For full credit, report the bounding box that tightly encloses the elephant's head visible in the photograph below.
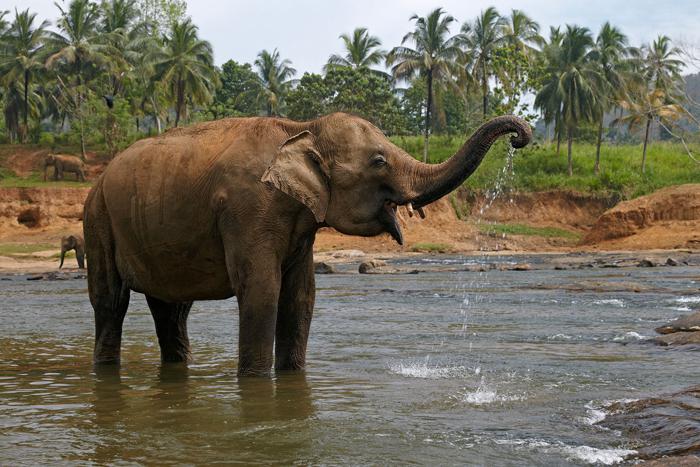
[263,113,531,244]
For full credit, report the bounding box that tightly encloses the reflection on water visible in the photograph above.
[0,256,698,465]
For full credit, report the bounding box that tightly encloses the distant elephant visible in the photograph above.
[84,113,531,375]
[59,234,85,269]
[43,154,86,182]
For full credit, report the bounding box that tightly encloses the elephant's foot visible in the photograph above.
[159,341,192,363]
[274,349,306,371]
[94,332,123,364]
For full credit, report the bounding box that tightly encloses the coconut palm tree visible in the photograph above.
[538,25,600,177]
[590,22,628,174]
[254,48,296,117]
[386,7,461,162]
[459,7,505,118]
[501,9,542,55]
[325,27,386,73]
[45,0,105,158]
[615,88,684,173]
[0,9,50,142]
[152,18,218,127]
[534,26,565,152]
[643,35,684,95]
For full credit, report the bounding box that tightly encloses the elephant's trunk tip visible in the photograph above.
[504,116,532,149]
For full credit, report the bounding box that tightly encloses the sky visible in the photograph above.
[13,0,700,74]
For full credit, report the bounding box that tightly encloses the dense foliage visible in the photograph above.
[0,1,697,181]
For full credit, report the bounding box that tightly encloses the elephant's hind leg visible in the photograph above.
[85,183,130,364]
[146,296,193,363]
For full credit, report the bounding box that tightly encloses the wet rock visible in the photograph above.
[511,263,532,271]
[654,331,700,347]
[638,258,656,267]
[26,272,71,281]
[640,456,700,466]
[666,258,680,266]
[656,311,700,334]
[331,249,365,259]
[359,259,387,274]
[314,262,336,274]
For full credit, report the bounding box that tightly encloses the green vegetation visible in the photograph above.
[410,242,455,253]
[392,136,699,198]
[0,1,697,190]
[477,223,581,240]
[0,242,55,256]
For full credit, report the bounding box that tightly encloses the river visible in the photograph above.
[1,254,698,465]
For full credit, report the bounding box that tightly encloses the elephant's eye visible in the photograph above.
[371,154,387,167]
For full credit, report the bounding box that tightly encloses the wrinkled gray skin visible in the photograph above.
[44,154,86,182]
[84,113,531,376]
[59,234,85,269]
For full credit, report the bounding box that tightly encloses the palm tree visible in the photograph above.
[501,9,541,55]
[152,18,218,127]
[459,7,505,118]
[590,22,628,174]
[386,7,461,162]
[615,36,686,173]
[615,88,684,173]
[45,0,105,159]
[539,25,600,177]
[534,26,565,152]
[254,48,296,117]
[325,27,386,73]
[0,9,49,142]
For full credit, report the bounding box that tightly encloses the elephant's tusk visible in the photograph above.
[406,203,414,217]
[416,207,426,219]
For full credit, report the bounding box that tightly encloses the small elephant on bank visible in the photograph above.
[43,154,86,182]
[59,235,85,269]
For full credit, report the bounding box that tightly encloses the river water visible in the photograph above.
[0,254,698,465]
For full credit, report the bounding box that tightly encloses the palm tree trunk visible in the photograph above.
[567,127,573,177]
[175,78,183,127]
[555,110,562,156]
[481,65,488,119]
[23,70,30,143]
[594,117,603,175]
[150,96,162,134]
[423,69,433,163]
[641,116,651,173]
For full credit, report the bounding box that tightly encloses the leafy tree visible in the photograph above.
[0,9,49,142]
[151,18,218,127]
[135,0,186,35]
[287,67,405,133]
[325,27,386,75]
[254,48,296,116]
[208,59,262,118]
[387,7,461,161]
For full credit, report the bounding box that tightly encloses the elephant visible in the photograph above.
[43,154,86,182]
[59,234,85,269]
[83,113,531,376]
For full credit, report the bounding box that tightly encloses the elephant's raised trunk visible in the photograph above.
[402,116,531,209]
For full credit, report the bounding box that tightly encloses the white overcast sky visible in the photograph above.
[12,0,700,74]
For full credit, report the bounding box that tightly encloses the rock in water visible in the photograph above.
[638,258,656,267]
[314,262,336,274]
[359,259,387,274]
[654,331,700,346]
[656,311,700,334]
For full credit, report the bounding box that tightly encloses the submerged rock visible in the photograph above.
[314,262,336,274]
[654,331,700,347]
[359,259,387,274]
[666,258,680,267]
[656,311,700,334]
[638,258,656,267]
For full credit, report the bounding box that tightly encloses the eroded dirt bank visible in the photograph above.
[1,184,699,268]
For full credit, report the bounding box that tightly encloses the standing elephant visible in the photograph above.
[59,234,85,269]
[43,154,86,182]
[84,113,531,376]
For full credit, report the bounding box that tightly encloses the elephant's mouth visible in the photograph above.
[381,200,425,246]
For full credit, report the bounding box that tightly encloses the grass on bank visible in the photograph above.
[477,222,581,240]
[392,136,700,199]
[0,243,56,257]
[0,169,92,188]
[410,242,455,253]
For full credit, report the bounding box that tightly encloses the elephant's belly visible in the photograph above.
[117,243,236,302]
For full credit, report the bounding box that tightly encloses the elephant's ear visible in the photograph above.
[261,130,330,223]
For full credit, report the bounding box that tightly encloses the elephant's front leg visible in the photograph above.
[275,249,315,371]
[234,259,282,377]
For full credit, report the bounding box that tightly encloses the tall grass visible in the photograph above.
[391,135,700,198]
